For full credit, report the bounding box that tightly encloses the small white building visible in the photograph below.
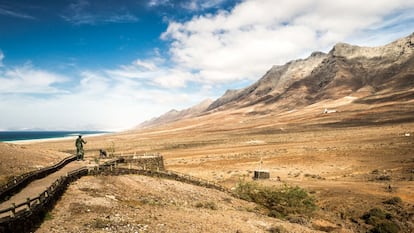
[323,108,337,114]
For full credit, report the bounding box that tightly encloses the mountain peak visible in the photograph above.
[331,33,414,60]
[310,51,327,57]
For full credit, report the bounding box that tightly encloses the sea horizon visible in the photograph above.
[0,130,112,143]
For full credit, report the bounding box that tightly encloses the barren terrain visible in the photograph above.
[1,99,412,232]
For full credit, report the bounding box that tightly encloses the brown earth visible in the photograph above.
[0,143,69,185]
[36,175,323,233]
[1,98,413,232]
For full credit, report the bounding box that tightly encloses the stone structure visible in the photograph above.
[254,170,270,179]
[119,154,165,171]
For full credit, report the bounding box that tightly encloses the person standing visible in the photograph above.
[75,135,87,160]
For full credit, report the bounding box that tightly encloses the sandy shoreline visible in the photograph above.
[3,133,112,145]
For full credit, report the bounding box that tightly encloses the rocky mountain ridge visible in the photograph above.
[139,32,414,128]
[138,99,213,128]
[208,32,414,111]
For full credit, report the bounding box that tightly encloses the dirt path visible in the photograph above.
[0,160,89,218]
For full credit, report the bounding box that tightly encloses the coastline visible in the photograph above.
[3,133,112,145]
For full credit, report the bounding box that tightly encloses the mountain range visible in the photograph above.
[138,32,414,128]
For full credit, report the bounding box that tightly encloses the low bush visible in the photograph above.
[195,201,218,210]
[361,207,400,233]
[234,180,316,218]
[268,225,288,233]
[382,197,402,205]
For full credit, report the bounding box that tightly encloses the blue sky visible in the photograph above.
[0,0,413,131]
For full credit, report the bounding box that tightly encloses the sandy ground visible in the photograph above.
[36,175,324,233]
[1,100,414,232]
[0,143,69,184]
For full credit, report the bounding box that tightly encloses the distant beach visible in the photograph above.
[0,131,111,144]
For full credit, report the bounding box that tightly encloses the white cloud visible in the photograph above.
[148,0,171,7]
[181,0,227,11]
[105,58,193,89]
[162,0,414,84]
[0,61,208,130]
[0,63,68,94]
[133,59,157,71]
[2,0,414,131]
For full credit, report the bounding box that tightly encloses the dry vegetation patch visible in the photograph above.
[36,175,322,233]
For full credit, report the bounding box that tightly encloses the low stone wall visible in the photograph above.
[90,166,232,196]
[118,154,165,171]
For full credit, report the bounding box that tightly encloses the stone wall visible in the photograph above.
[118,155,165,171]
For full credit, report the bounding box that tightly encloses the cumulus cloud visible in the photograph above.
[0,60,208,130]
[2,0,414,131]
[162,0,414,84]
[105,58,194,89]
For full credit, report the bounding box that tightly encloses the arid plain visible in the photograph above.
[1,95,412,232]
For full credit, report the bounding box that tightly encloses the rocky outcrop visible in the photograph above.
[208,32,414,111]
[207,50,327,110]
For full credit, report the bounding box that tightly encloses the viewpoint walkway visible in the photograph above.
[0,154,228,233]
[0,160,88,218]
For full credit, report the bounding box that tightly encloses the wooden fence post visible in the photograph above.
[26,197,31,209]
[11,203,16,217]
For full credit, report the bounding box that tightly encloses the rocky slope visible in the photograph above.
[208,32,414,112]
[137,99,213,128]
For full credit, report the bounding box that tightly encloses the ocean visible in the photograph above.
[0,131,110,142]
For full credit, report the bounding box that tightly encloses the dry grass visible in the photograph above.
[2,99,414,232]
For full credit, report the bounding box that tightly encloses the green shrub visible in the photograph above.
[382,197,402,205]
[370,222,400,233]
[43,212,53,221]
[234,180,317,218]
[362,208,400,233]
[362,208,387,225]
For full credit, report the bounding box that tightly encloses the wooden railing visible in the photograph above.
[0,155,235,233]
[0,166,88,233]
[0,155,77,202]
